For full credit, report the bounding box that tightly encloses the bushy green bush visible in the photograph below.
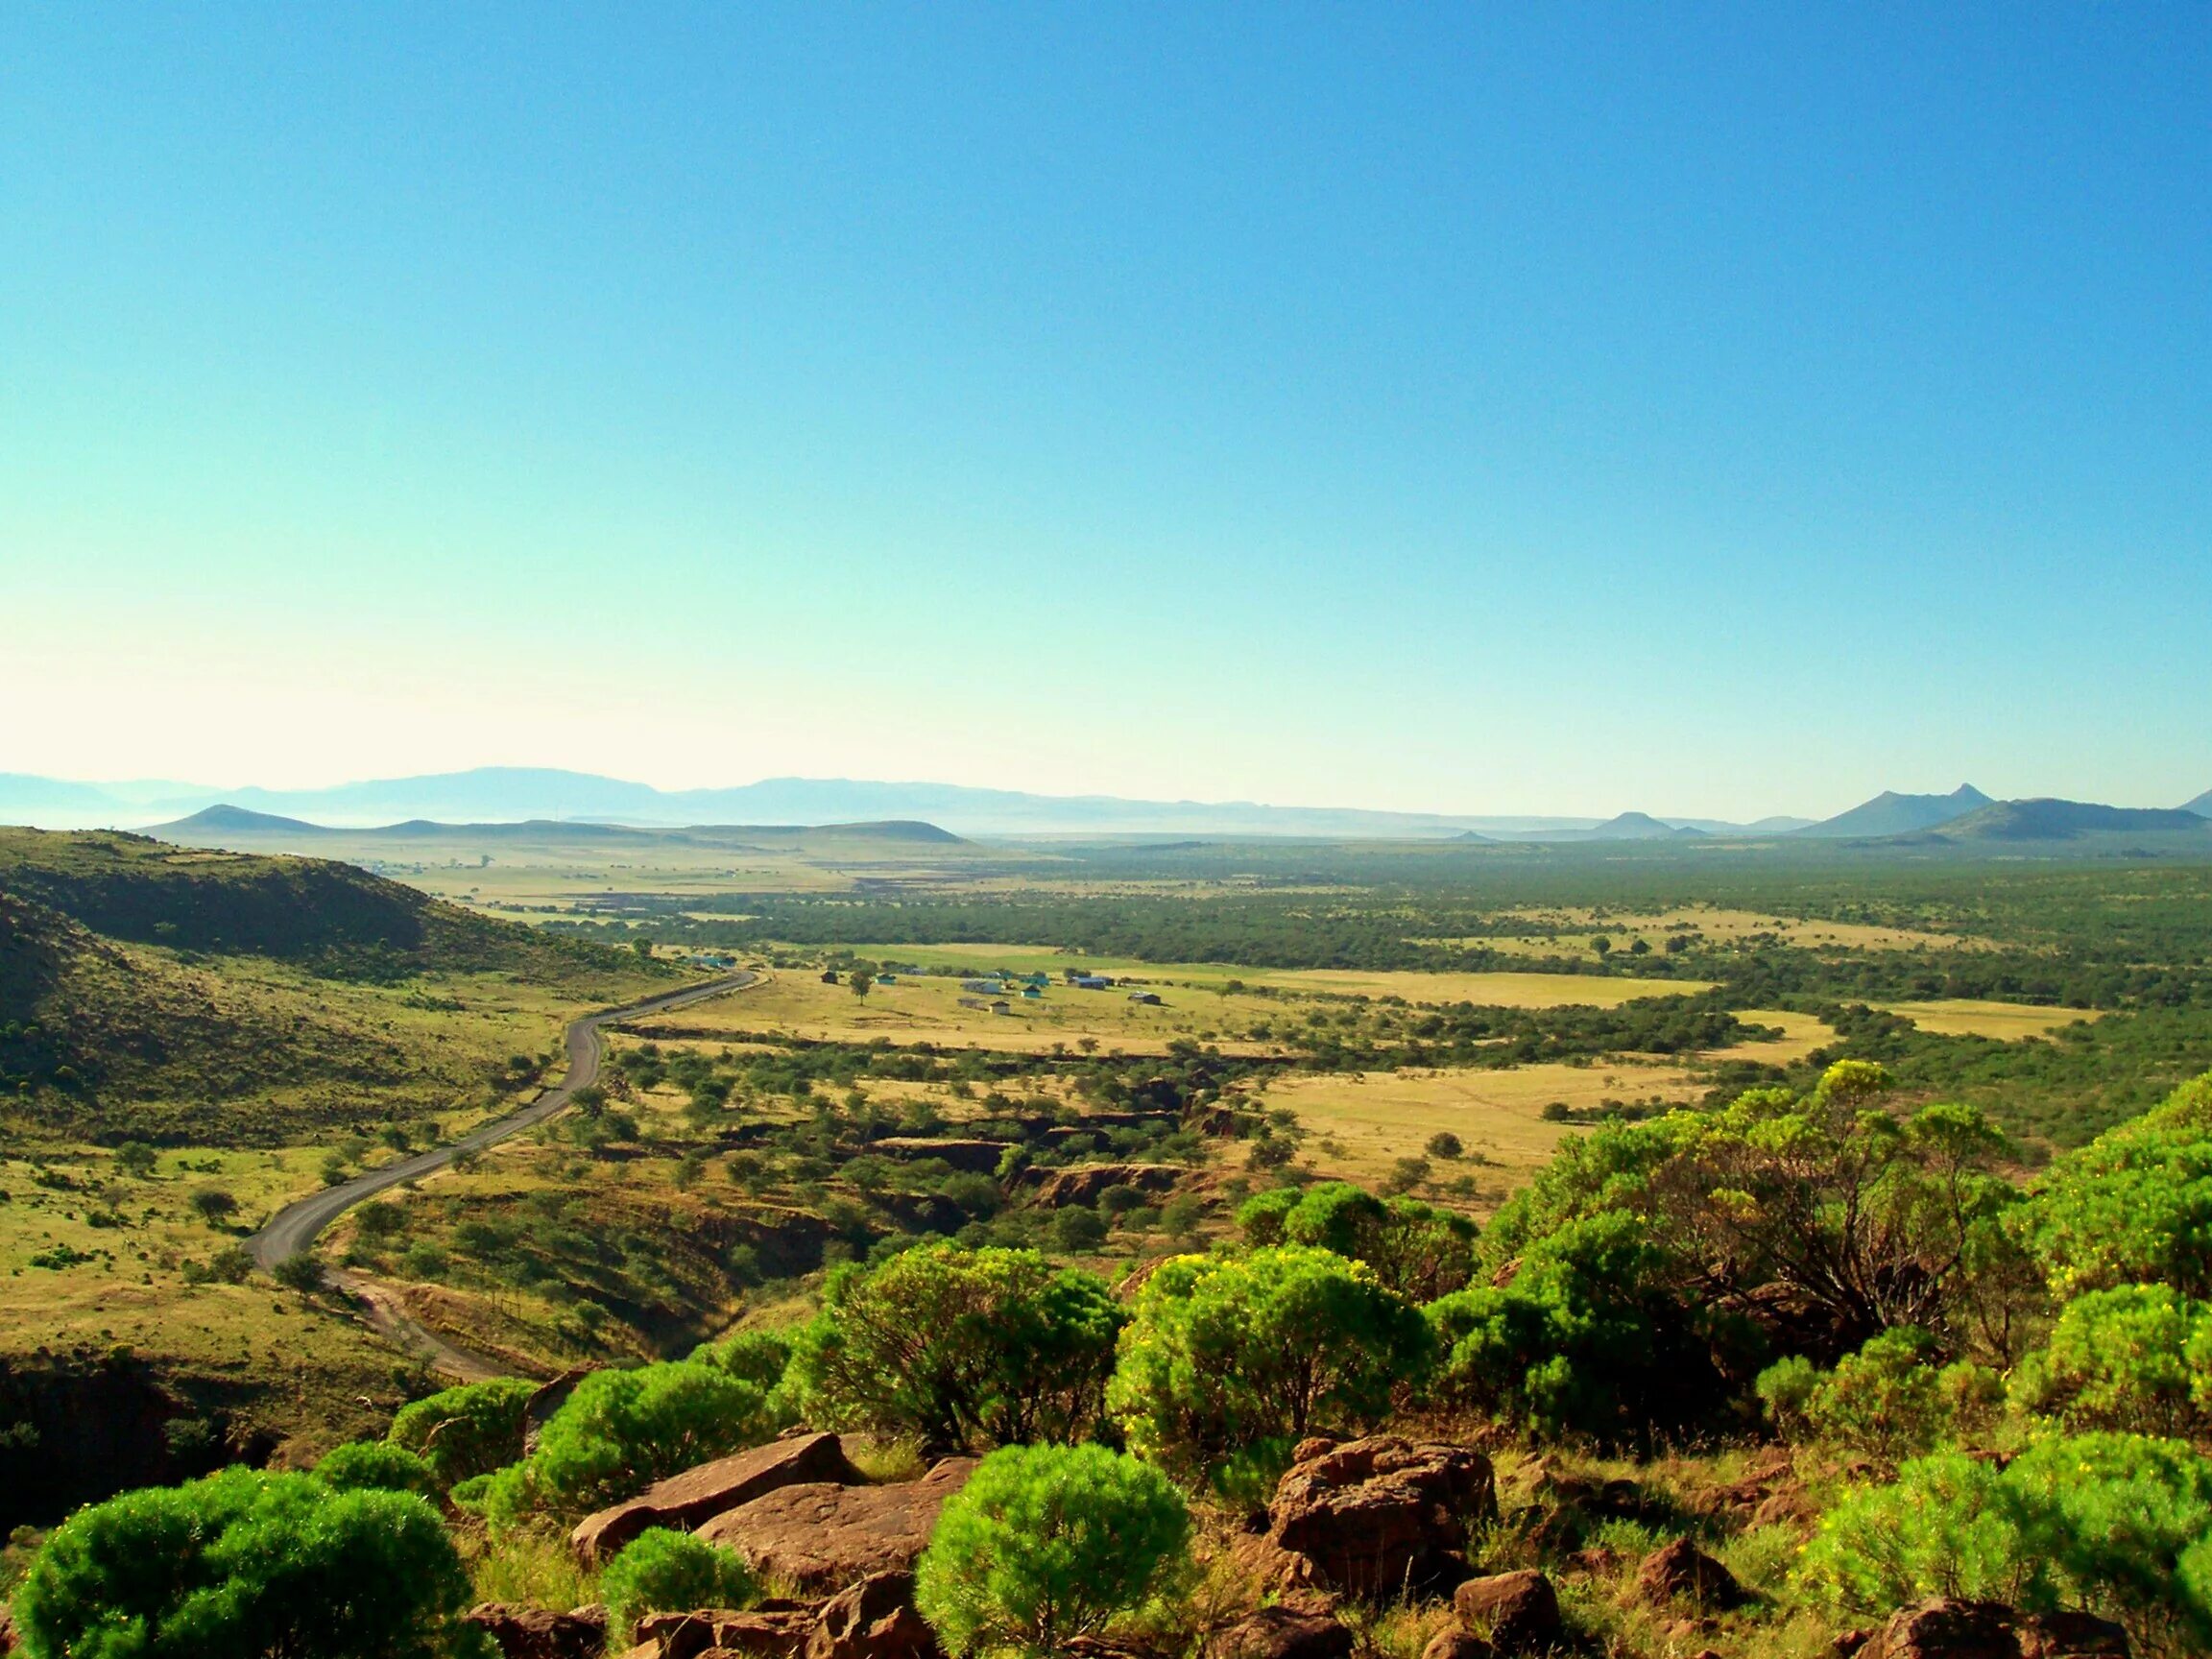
[2012,1285,2212,1437]
[790,1244,1124,1453]
[483,1360,779,1523]
[1236,1182,1478,1300]
[2019,1076,2212,1299]
[314,1440,442,1500]
[388,1377,535,1489]
[1800,1432,2212,1652]
[598,1529,759,1646]
[1758,1329,2004,1462]
[1428,1210,1727,1447]
[1107,1244,1431,1473]
[915,1443,1190,1656]
[12,1467,483,1659]
[691,1327,796,1393]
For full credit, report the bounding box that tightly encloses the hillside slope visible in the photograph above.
[0,829,674,1141]
[1932,799,2212,842]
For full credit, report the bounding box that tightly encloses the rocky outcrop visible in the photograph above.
[865,1139,1007,1173]
[805,1572,940,1659]
[1452,1570,1562,1656]
[1420,1633,1495,1659]
[1861,1600,2129,1659]
[1015,1163,1183,1209]
[1634,1538,1745,1609]
[1261,1435,1496,1598]
[1215,1606,1356,1659]
[635,1604,820,1659]
[574,1433,867,1565]
[695,1458,979,1593]
[465,1601,608,1659]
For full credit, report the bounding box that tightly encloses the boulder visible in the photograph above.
[1264,1435,1497,1598]
[575,1433,866,1565]
[464,1602,607,1659]
[1862,1601,2030,1659]
[1634,1538,1745,1609]
[1420,1632,1496,1659]
[636,1606,820,1659]
[1215,1606,1356,1659]
[1452,1571,1562,1656]
[695,1458,980,1594]
[806,1572,940,1659]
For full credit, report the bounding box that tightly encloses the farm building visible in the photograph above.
[962,978,1006,995]
[1128,991,1164,1006]
[957,996,989,1011]
[820,970,840,985]
[991,999,1013,1015]
[1072,974,1113,990]
[1022,985,1045,999]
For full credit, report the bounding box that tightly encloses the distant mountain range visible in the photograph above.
[1792,784,1994,839]
[1,767,1804,839]
[1,766,2206,843]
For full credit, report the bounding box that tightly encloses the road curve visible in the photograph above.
[249,970,759,1269]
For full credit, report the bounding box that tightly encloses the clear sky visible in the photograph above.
[4,5,2207,819]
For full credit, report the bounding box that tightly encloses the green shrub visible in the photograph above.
[388,1378,535,1489]
[2020,1077,2212,1299]
[599,1528,759,1646]
[12,1467,482,1659]
[1236,1182,1476,1300]
[691,1327,796,1393]
[483,1360,778,1523]
[1803,1327,1949,1463]
[790,1244,1124,1453]
[271,1254,327,1293]
[314,1441,441,1500]
[1107,1244,1431,1474]
[2012,1285,2212,1438]
[1754,1355,1820,1438]
[1800,1432,2212,1652]
[915,1444,1190,1656]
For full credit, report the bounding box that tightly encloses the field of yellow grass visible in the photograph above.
[1880,998,2103,1041]
[1419,903,1978,959]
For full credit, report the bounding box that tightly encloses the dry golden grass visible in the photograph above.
[1705,1007,1838,1063]
[1419,902,1983,958]
[1879,998,2103,1041]
[1256,1062,1702,1194]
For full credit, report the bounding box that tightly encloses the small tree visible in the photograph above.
[113,1142,158,1179]
[599,1529,759,1646]
[916,1444,1190,1657]
[1426,1132,1464,1161]
[187,1187,240,1226]
[850,970,876,999]
[272,1254,327,1294]
[1107,1244,1431,1474]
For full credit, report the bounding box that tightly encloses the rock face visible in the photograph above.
[805,1572,940,1659]
[1861,1599,2130,1659]
[465,1601,608,1659]
[1634,1538,1745,1609]
[1016,1163,1183,1209]
[1452,1571,1562,1656]
[574,1433,867,1565]
[1215,1606,1357,1659]
[635,1605,819,1659]
[1263,1435,1497,1598]
[695,1458,980,1594]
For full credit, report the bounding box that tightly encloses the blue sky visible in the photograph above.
[3,5,2207,817]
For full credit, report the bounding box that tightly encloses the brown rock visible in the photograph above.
[806,1572,940,1659]
[696,1458,979,1594]
[1016,1163,1182,1209]
[2014,1611,2129,1659]
[1265,1434,1496,1598]
[1831,1631,1873,1658]
[1861,1600,2024,1659]
[1634,1538,1745,1609]
[575,1432,867,1565]
[1421,1632,1496,1659]
[1216,1606,1356,1659]
[464,1602,607,1659]
[1750,1484,1817,1528]
[1229,1531,1327,1595]
[637,1608,820,1659]
[1452,1571,1562,1656]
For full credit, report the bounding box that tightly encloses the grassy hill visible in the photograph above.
[0,828,675,1141]
[1929,798,2212,843]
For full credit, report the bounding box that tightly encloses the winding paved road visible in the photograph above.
[248,969,760,1270]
